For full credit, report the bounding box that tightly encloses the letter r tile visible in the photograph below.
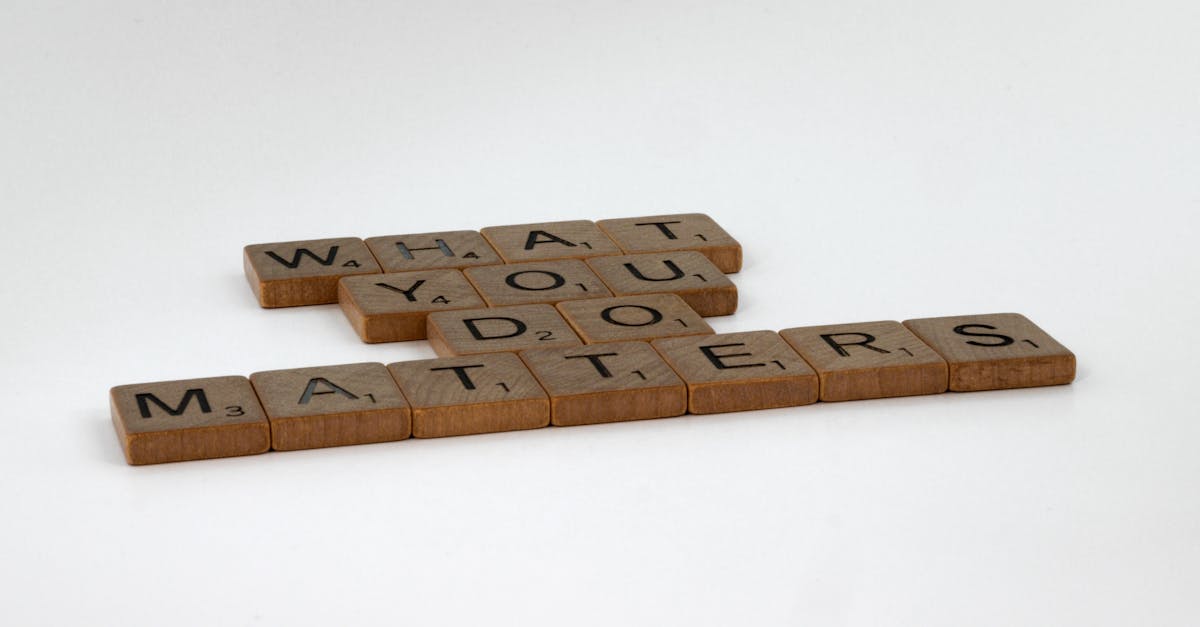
[779,321,948,401]
[651,331,818,414]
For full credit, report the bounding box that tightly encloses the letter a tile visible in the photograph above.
[244,237,381,307]
[425,304,584,356]
[388,353,550,438]
[110,376,270,465]
[652,331,818,414]
[596,213,743,273]
[520,341,686,426]
[338,269,485,343]
[587,251,737,316]
[902,313,1075,392]
[480,220,622,262]
[249,362,411,450]
[779,321,948,401]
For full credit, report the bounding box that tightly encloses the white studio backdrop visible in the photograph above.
[1,2,1197,626]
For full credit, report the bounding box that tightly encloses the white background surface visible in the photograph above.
[2,2,1197,625]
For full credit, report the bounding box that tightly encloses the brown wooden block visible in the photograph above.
[338,269,485,343]
[244,237,381,308]
[249,362,411,451]
[596,213,743,273]
[365,230,503,272]
[520,341,686,426]
[388,353,550,438]
[480,220,622,262]
[902,313,1076,392]
[556,294,714,344]
[110,376,270,465]
[652,331,818,414]
[463,259,612,307]
[586,251,737,316]
[426,304,584,356]
[779,321,948,401]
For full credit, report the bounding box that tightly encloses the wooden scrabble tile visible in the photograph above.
[556,294,714,344]
[463,259,612,307]
[586,251,737,316]
[249,362,411,451]
[596,213,743,273]
[244,237,381,308]
[365,230,503,272]
[426,304,584,356]
[652,331,818,414]
[902,313,1076,392]
[388,353,550,438]
[338,269,485,343]
[480,220,622,262]
[110,376,270,465]
[779,320,948,401]
[520,341,686,426]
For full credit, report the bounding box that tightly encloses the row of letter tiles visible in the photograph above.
[110,313,1074,464]
[243,214,742,307]
[337,254,735,343]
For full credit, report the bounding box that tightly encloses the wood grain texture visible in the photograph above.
[365,230,502,272]
[243,237,381,308]
[519,341,686,426]
[556,294,714,344]
[903,313,1075,392]
[426,304,584,356]
[586,251,737,316]
[110,375,270,465]
[249,362,411,451]
[338,269,485,343]
[463,259,612,307]
[480,220,622,262]
[651,331,818,414]
[779,320,948,401]
[388,353,550,438]
[596,213,743,273]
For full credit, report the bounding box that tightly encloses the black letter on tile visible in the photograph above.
[699,343,765,370]
[601,304,664,327]
[136,389,211,418]
[820,332,890,357]
[299,378,359,404]
[505,270,566,291]
[634,221,682,239]
[265,246,338,268]
[953,324,1015,347]
[524,230,576,250]
[396,239,454,259]
[430,364,486,390]
[566,353,619,378]
[374,279,426,302]
[624,260,684,282]
[464,317,528,340]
